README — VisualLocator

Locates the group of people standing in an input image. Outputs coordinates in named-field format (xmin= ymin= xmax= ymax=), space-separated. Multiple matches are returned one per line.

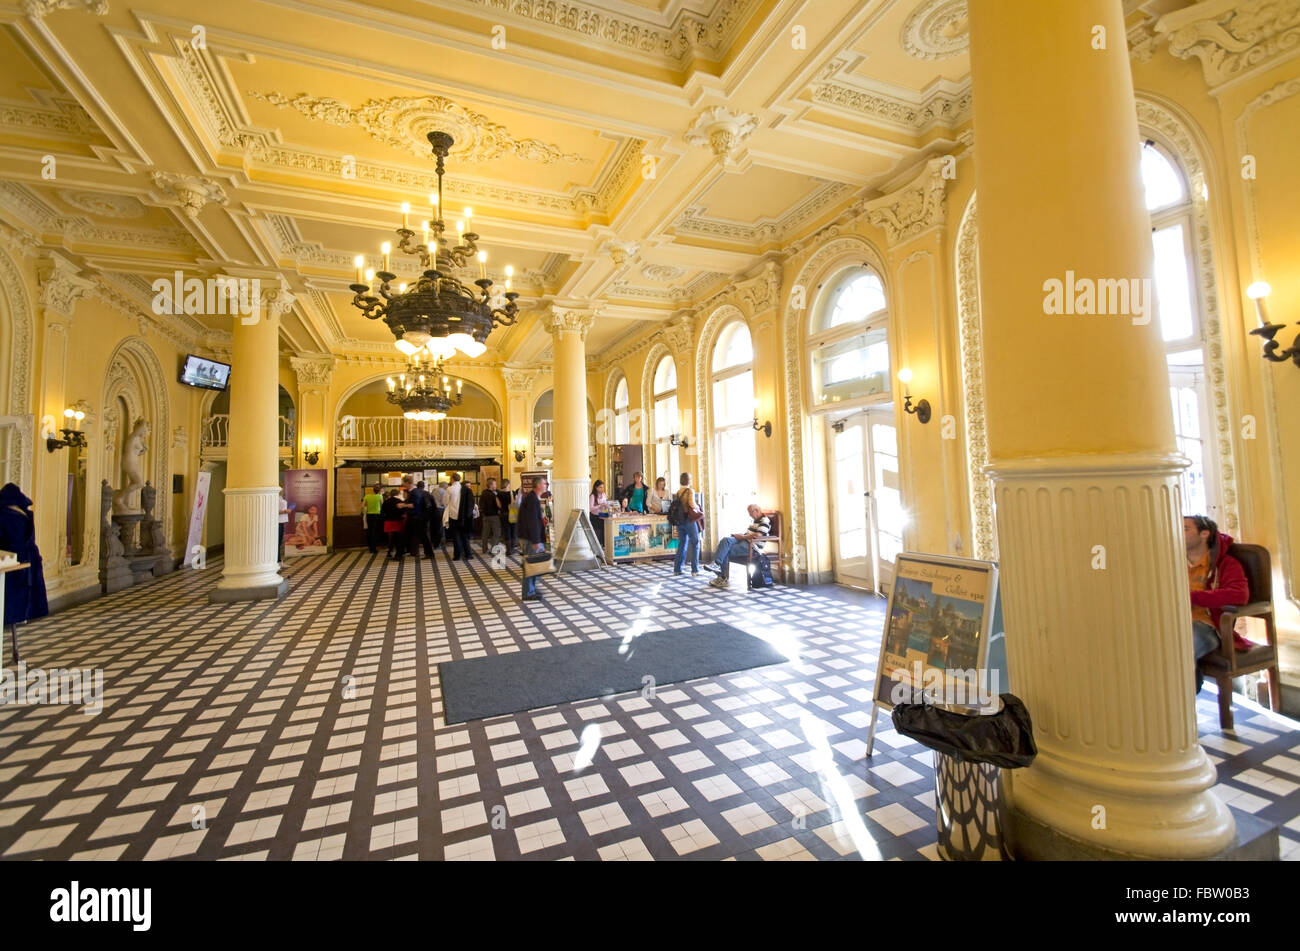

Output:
xmin=363 ymin=473 xmax=524 ymax=563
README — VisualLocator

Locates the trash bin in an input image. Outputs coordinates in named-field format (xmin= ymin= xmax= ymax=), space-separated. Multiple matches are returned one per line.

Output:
xmin=892 ymin=692 xmax=1036 ymax=861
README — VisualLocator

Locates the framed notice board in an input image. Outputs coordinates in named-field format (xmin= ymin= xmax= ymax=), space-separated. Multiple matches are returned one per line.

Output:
xmin=866 ymin=552 xmax=1004 ymax=756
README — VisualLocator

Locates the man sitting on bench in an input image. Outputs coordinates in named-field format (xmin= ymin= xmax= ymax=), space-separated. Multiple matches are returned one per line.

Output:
xmin=705 ymin=504 xmax=771 ymax=589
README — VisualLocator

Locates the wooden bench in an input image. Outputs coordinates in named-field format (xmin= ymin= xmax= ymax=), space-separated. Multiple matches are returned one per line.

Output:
xmin=745 ymin=510 xmax=784 ymax=585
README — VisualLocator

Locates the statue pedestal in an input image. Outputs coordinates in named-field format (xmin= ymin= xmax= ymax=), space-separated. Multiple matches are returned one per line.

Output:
xmin=99 ymin=522 xmax=134 ymax=595
xmin=113 ymin=513 xmax=144 ymax=554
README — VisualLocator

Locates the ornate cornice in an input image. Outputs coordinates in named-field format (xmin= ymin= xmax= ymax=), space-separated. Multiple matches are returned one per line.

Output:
xmin=661 ymin=314 xmax=695 ymax=357
xmin=290 ymin=353 xmax=334 ymax=389
xmin=22 ymin=0 xmax=107 ymax=16
xmin=0 ymin=94 xmax=99 ymax=138
xmin=811 ymin=71 xmax=972 ymax=133
xmin=454 ymin=0 xmax=758 ymax=67
xmin=38 ymin=252 xmax=94 ymax=317
xmin=674 ymin=179 xmax=855 ymax=245
xmin=863 ymin=157 xmax=948 ymax=247
xmin=149 ymin=171 xmax=227 ymax=218
xmin=0 ymin=220 xmax=40 ymax=258
xmin=1156 ymin=0 xmax=1300 ymax=88
xmin=250 ymin=92 xmax=586 ymax=166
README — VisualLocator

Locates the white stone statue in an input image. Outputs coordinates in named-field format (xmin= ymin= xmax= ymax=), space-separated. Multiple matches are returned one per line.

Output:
xmin=112 ymin=418 xmax=150 ymax=514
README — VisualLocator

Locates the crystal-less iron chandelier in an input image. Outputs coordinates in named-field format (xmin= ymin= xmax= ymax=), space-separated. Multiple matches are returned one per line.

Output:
xmin=387 ymin=351 xmax=464 ymax=421
xmin=351 ymin=131 xmax=520 ymax=360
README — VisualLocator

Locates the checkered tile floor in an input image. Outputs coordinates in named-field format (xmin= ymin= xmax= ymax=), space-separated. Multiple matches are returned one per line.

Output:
xmin=1 ymin=548 xmax=1297 ymax=861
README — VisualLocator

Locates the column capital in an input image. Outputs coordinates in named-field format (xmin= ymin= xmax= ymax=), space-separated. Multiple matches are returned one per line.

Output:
xmin=661 ymin=314 xmax=695 ymax=357
xmin=290 ymin=353 xmax=335 ymax=390
xmin=735 ymin=259 xmax=782 ymax=316
xmin=38 ymin=251 xmax=95 ymax=318
xmin=260 ymin=283 xmax=296 ymax=318
xmin=503 ymin=366 xmax=539 ymax=396
xmin=863 ymin=156 xmax=949 ymax=247
xmin=544 ymin=305 xmax=597 ymax=341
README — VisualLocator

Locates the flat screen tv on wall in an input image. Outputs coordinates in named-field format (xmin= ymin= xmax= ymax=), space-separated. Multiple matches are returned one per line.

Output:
xmin=179 ymin=354 xmax=231 ymax=391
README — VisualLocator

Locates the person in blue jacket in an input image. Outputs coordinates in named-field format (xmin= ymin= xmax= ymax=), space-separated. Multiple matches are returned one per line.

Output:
xmin=0 ymin=483 xmax=49 ymax=661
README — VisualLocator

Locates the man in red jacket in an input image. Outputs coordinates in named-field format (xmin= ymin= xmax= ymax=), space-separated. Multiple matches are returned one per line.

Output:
xmin=1185 ymin=515 xmax=1251 ymax=694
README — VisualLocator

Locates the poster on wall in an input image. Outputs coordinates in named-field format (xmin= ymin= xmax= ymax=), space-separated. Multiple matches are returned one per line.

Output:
xmin=519 ymin=470 xmax=549 ymax=493
xmin=182 ymin=469 xmax=212 ymax=567
xmin=866 ymin=552 xmax=1004 ymax=755
xmin=335 ymin=467 xmax=363 ymax=517
xmin=284 ymin=468 xmax=329 ymax=557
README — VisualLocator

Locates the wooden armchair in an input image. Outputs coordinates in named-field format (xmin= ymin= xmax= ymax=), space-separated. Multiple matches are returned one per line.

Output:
xmin=745 ymin=511 xmax=784 ymax=584
xmin=1196 ymin=543 xmax=1282 ymax=730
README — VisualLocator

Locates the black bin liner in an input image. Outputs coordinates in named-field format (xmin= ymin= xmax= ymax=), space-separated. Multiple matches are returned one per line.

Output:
xmin=891 ymin=693 xmax=1037 ymax=769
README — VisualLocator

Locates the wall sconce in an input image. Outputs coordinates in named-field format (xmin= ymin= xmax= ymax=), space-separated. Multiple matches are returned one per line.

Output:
xmin=512 ymin=438 xmax=527 ymax=463
xmin=670 ymin=433 xmax=690 ymax=449
xmin=897 ymin=368 xmax=931 ymax=424
xmin=303 ymin=437 xmax=322 ymax=466
xmin=46 ymin=405 xmax=88 ymax=453
xmin=752 ymin=399 xmax=772 ymax=438
xmin=1247 ymin=282 xmax=1300 ymax=367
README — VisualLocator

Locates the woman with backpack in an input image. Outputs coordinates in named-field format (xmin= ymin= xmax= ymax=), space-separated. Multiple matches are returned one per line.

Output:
xmin=670 ymin=472 xmax=702 ymax=576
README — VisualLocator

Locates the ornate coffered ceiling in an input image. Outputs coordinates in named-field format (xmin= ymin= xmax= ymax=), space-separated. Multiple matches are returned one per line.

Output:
xmin=1 ymin=0 xmax=1269 ymax=367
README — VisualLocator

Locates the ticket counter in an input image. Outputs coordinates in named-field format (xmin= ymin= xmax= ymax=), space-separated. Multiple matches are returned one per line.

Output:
xmin=603 ymin=513 xmax=678 ymax=562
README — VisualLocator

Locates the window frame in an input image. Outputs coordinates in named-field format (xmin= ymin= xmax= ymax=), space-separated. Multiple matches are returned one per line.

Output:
xmin=807 ymin=268 xmax=892 ymax=415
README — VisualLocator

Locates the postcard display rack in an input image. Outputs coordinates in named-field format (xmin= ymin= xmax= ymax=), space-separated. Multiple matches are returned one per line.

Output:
xmin=866 ymin=552 xmax=1006 ymax=757
xmin=602 ymin=513 xmax=678 ymax=562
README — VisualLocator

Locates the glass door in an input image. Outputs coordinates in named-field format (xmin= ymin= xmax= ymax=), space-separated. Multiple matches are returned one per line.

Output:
xmin=828 ymin=417 xmax=873 ymax=589
xmin=866 ymin=409 xmax=902 ymax=592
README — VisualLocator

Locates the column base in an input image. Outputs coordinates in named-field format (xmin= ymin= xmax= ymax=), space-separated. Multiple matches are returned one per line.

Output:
xmin=1009 ymin=803 xmax=1278 ymax=861
xmin=209 ymin=578 xmax=289 ymax=604
xmin=214 ymin=485 xmax=287 ymax=602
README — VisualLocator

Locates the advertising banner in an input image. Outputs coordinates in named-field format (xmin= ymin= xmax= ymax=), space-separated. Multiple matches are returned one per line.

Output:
xmin=335 ymin=467 xmax=363 ymax=516
xmin=182 ymin=469 xmax=212 ymax=567
xmin=284 ymin=468 xmax=328 ymax=557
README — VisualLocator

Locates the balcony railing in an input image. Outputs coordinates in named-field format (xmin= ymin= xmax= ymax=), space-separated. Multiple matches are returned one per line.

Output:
xmin=336 ymin=415 xmax=502 ymax=458
xmin=531 ymin=419 xmax=597 ymax=456
xmin=200 ymin=414 xmax=294 ymax=458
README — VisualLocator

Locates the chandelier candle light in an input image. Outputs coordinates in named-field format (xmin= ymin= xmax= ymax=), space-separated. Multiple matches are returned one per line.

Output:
xmin=351 ymin=131 xmax=520 ymax=361
xmin=387 ymin=350 xmax=465 ymax=421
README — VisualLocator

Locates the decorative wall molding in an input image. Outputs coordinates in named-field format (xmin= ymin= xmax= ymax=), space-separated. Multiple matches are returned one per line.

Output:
xmin=0 ymin=246 xmax=35 ymax=489
xmin=250 ymin=92 xmax=586 ymax=166
xmin=863 ymin=157 xmax=948 ymax=247
xmin=954 ymin=196 xmax=994 ymax=561
xmin=693 ymin=302 xmax=747 ymax=546
xmin=674 ymin=180 xmax=855 ymax=245
xmin=1157 ymin=0 xmax=1300 ymax=88
xmin=902 ymin=0 xmax=970 ymax=60
xmin=0 ymin=93 xmax=100 ymax=139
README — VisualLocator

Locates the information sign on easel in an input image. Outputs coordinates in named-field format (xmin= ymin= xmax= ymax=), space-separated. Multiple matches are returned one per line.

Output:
xmin=865 ymin=552 xmax=1005 ymax=757
xmin=556 ymin=508 xmax=610 ymax=572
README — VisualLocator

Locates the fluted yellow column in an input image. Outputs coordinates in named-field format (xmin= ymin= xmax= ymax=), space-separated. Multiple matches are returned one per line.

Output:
xmin=969 ymin=0 xmax=1234 ymax=858
xmin=212 ymin=286 xmax=292 ymax=602
xmin=545 ymin=305 xmax=600 ymax=570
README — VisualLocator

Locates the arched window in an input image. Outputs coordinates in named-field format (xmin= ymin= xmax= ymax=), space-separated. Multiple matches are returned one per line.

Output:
xmin=1143 ymin=140 xmax=1212 ymax=517
xmin=652 ymin=355 xmax=679 ymax=484
xmin=614 ymin=375 xmax=630 ymax=445
xmin=711 ymin=321 xmax=758 ymax=532
xmin=809 ymin=270 xmax=890 ymax=407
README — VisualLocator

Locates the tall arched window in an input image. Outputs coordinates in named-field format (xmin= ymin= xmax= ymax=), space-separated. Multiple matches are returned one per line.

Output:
xmin=614 ymin=375 xmax=630 ymax=445
xmin=810 ymin=267 xmax=902 ymax=590
xmin=809 ymin=270 xmax=889 ymax=406
xmin=652 ymin=356 xmax=679 ymax=484
xmin=1142 ymin=140 xmax=1213 ymax=517
xmin=711 ymin=321 xmax=758 ymax=533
